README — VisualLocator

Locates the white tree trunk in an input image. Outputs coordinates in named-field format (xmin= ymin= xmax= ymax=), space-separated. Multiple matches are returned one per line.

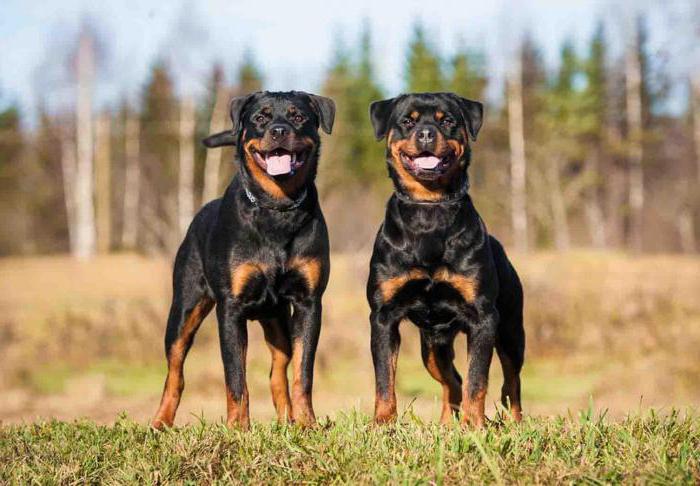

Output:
xmin=74 ymin=32 xmax=96 ymax=260
xmin=202 ymin=85 xmax=229 ymax=203
xmin=178 ymin=96 xmax=196 ymax=237
xmin=584 ymin=151 xmax=606 ymax=248
xmin=122 ymin=112 xmax=140 ymax=249
xmin=95 ymin=112 xmax=111 ymax=253
xmin=548 ymin=157 xmax=570 ymax=251
xmin=507 ymin=57 xmax=528 ymax=252
xmin=60 ymin=122 xmax=78 ymax=252
xmin=626 ymin=19 xmax=644 ymax=252
xmin=693 ymin=76 xmax=700 ymax=186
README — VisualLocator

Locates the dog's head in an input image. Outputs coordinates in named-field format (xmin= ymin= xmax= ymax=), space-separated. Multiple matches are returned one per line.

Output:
xmin=369 ymin=92 xmax=483 ymax=201
xmin=204 ymin=91 xmax=335 ymax=200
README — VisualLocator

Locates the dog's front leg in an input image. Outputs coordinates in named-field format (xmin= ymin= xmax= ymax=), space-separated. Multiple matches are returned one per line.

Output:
xmin=462 ymin=307 xmax=497 ymax=428
xmin=289 ymin=298 xmax=321 ymax=426
xmin=217 ymin=299 xmax=250 ymax=429
xmin=371 ymin=311 xmax=401 ymax=424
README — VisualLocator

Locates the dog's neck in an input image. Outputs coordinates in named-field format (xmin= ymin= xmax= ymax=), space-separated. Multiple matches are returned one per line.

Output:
xmin=240 ymin=173 xmax=309 ymax=211
xmin=389 ymin=166 xmax=471 ymax=205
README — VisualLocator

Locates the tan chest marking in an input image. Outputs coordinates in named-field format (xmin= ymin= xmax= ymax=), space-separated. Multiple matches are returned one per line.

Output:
xmin=288 ymin=256 xmax=322 ymax=291
xmin=433 ymin=267 xmax=478 ymax=302
xmin=379 ymin=267 xmax=478 ymax=303
xmin=379 ymin=268 xmax=429 ymax=301
xmin=231 ymin=262 xmax=268 ymax=297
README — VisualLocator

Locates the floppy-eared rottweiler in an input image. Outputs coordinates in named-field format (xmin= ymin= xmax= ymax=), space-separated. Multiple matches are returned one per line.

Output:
xmin=366 ymin=92 xmax=525 ymax=427
xmin=151 ymin=91 xmax=335 ymax=430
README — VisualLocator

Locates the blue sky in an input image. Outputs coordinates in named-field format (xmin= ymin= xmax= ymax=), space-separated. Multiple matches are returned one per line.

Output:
xmin=0 ymin=0 xmax=694 ymax=122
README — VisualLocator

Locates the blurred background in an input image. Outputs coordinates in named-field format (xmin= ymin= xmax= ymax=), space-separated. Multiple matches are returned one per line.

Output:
xmin=0 ymin=0 xmax=699 ymax=424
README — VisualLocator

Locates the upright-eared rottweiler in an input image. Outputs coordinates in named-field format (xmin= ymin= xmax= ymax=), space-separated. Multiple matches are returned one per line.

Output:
xmin=366 ymin=93 xmax=525 ymax=427
xmin=152 ymin=91 xmax=335 ymax=430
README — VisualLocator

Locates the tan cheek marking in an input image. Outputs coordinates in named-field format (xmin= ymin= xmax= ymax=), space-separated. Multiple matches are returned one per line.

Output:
xmin=288 ymin=256 xmax=322 ymax=291
xmin=447 ymin=139 xmax=465 ymax=161
xmin=435 ymin=111 xmax=445 ymax=121
xmin=389 ymin=140 xmax=445 ymax=202
xmin=410 ymin=111 xmax=419 ymax=120
xmin=379 ymin=268 xmax=429 ymax=302
xmin=231 ymin=262 xmax=268 ymax=297
xmin=243 ymin=139 xmax=288 ymax=200
xmin=433 ymin=267 xmax=478 ymax=302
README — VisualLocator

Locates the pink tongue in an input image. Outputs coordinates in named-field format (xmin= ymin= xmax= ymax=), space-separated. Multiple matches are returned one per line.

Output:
xmin=414 ymin=156 xmax=441 ymax=169
xmin=266 ymin=154 xmax=292 ymax=175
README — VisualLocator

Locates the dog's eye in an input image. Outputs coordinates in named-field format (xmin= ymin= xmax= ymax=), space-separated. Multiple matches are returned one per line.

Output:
xmin=293 ymin=114 xmax=304 ymax=124
xmin=440 ymin=117 xmax=455 ymax=127
xmin=255 ymin=114 xmax=267 ymax=124
xmin=401 ymin=118 xmax=415 ymax=128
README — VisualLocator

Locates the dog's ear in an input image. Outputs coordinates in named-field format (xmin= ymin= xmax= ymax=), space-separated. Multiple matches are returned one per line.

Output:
xmin=306 ymin=94 xmax=336 ymax=134
xmin=369 ymin=97 xmax=398 ymax=140
xmin=452 ymin=95 xmax=483 ymax=141
xmin=202 ymin=93 xmax=256 ymax=148
xmin=202 ymin=130 xmax=237 ymax=148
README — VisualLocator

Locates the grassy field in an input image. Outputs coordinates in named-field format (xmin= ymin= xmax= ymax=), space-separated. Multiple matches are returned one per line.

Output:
xmin=2 ymin=410 xmax=698 ymax=483
xmin=1 ymin=251 xmax=699 ymax=482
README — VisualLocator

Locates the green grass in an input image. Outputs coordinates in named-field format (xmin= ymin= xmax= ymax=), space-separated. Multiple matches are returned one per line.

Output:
xmin=2 ymin=409 xmax=698 ymax=484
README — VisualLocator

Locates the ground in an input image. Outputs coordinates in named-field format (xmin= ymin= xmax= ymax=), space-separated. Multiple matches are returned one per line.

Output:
xmin=2 ymin=411 xmax=698 ymax=483
xmin=0 ymin=252 xmax=699 ymax=482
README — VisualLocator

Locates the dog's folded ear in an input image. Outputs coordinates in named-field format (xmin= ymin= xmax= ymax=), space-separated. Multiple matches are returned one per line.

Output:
xmin=453 ymin=95 xmax=484 ymax=141
xmin=306 ymin=94 xmax=336 ymax=134
xmin=202 ymin=93 xmax=257 ymax=148
xmin=202 ymin=130 xmax=237 ymax=148
xmin=369 ymin=97 xmax=398 ymax=140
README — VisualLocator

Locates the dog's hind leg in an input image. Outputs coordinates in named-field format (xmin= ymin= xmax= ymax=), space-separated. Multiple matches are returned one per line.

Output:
xmin=496 ymin=308 xmax=524 ymax=422
xmin=420 ymin=331 xmax=462 ymax=424
xmin=260 ymin=308 xmax=292 ymax=423
xmin=152 ymin=241 xmax=214 ymax=430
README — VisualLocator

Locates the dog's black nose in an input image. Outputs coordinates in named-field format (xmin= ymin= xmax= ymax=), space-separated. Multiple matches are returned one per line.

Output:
xmin=270 ymin=124 xmax=289 ymax=140
xmin=417 ymin=127 xmax=435 ymax=145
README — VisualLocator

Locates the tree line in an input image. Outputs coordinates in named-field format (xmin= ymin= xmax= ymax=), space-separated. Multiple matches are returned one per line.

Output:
xmin=0 ymin=15 xmax=699 ymax=257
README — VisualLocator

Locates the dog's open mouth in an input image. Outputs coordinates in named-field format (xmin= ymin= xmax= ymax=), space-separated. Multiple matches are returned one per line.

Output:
xmin=400 ymin=151 xmax=454 ymax=176
xmin=253 ymin=148 xmax=306 ymax=176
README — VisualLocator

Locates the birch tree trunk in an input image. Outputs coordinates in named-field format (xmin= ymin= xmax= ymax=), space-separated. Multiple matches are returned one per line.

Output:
xmin=178 ymin=96 xmax=196 ymax=237
xmin=74 ymin=32 xmax=96 ymax=260
xmin=548 ymin=157 xmax=570 ymax=251
xmin=679 ymin=75 xmax=700 ymax=253
xmin=507 ymin=56 xmax=528 ymax=252
xmin=584 ymin=150 xmax=606 ymax=248
xmin=625 ymin=20 xmax=644 ymax=252
xmin=693 ymin=76 xmax=700 ymax=186
xmin=95 ymin=113 xmax=111 ymax=253
xmin=202 ymin=85 xmax=228 ymax=203
xmin=122 ymin=112 xmax=140 ymax=249
xmin=60 ymin=121 xmax=78 ymax=252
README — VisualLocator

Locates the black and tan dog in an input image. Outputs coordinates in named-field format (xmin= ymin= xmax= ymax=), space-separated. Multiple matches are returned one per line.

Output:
xmin=152 ymin=91 xmax=335 ymax=430
xmin=366 ymin=92 xmax=525 ymax=427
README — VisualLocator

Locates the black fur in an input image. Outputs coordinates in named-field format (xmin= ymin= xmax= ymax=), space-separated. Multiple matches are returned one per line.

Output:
xmin=152 ymin=91 xmax=335 ymax=429
xmin=366 ymin=92 xmax=525 ymax=426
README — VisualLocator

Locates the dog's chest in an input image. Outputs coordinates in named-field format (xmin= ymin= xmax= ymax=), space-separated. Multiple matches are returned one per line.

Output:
xmin=380 ymin=265 xmax=480 ymax=332
xmin=229 ymin=255 xmax=321 ymax=313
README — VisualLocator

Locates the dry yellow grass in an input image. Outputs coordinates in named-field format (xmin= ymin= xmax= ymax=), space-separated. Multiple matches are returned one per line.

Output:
xmin=0 ymin=251 xmax=698 ymax=425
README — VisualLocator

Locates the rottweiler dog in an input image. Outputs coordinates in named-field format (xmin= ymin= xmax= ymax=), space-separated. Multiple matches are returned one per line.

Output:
xmin=151 ymin=91 xmax=335 ymax=430
xmin=366 ymin=93 xmax=525 ymax=427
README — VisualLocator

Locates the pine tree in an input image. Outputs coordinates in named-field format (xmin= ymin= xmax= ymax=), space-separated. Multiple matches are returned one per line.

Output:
xmin=449 ymin=47 xmax=487 ymax=100
xmin=405 ymin=23 xmax=444 ymax=92
xmin=581 ymin=23 xmax=608 ymax=247
xmin=237 ymin=51 xmax=263 ymax=94
xmin=349 ymin=24 xmax=385 ymax=183
xmin=0 ymin=104 xmax=25 ymax=254
xmin=140 ymin=60 xmax=179 ymax=252
xmin=320 ymin=24 xmax=384 ymax=186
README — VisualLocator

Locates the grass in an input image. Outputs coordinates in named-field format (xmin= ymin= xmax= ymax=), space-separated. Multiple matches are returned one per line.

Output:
xmin=1 ymin=409 xmax=698 ymax=484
